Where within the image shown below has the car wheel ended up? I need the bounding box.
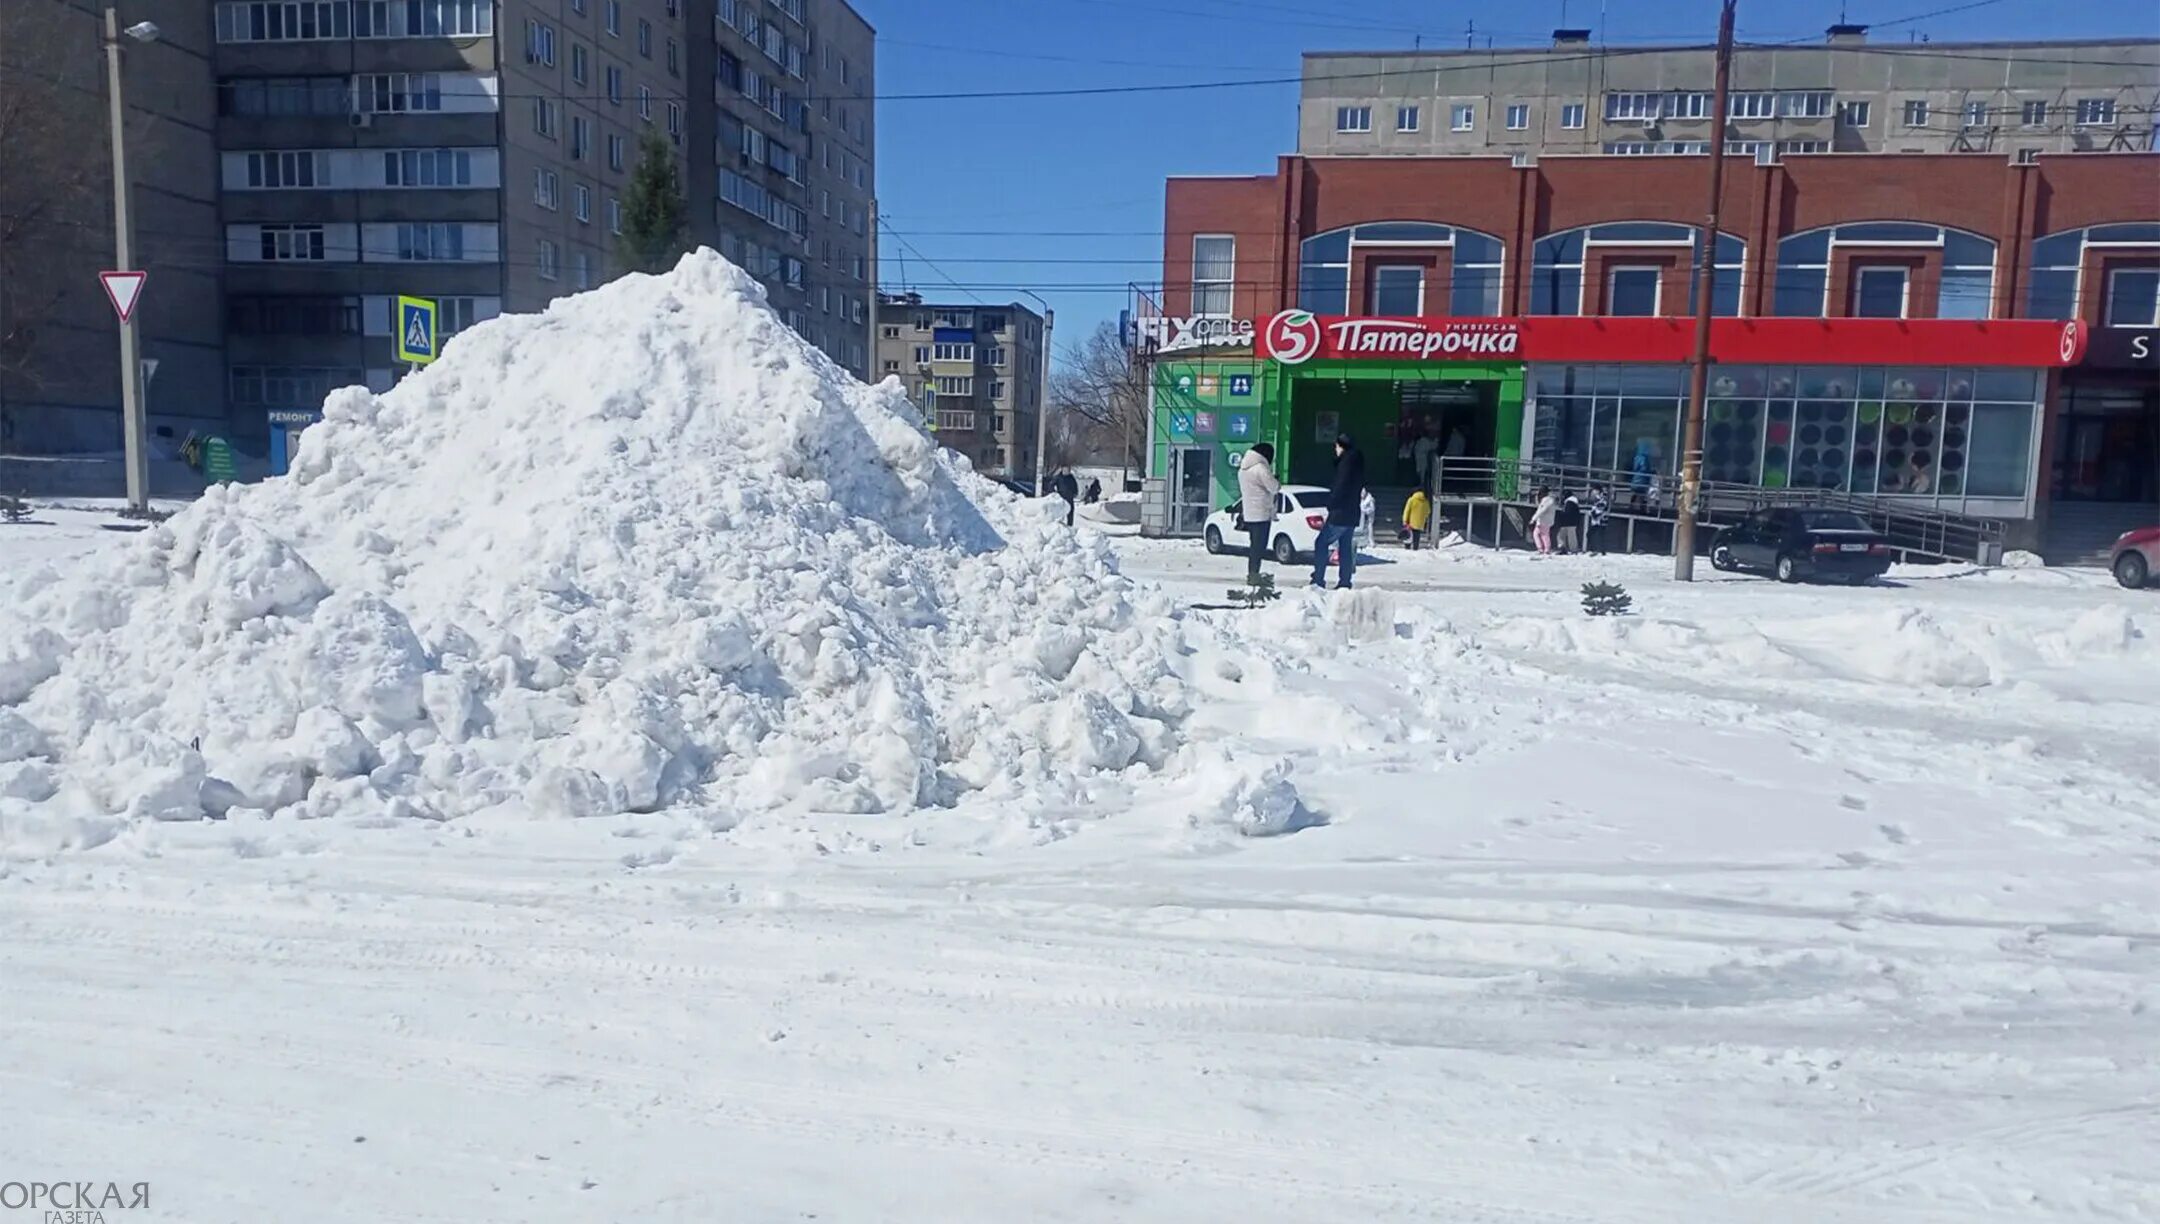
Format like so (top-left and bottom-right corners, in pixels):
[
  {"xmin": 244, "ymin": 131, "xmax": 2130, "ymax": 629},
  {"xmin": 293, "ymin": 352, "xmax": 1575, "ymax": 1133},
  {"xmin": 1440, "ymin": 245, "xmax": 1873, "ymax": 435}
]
[
  {"xmin": 2116, "ymin": 551, "xmax": 2151, "ymax": 590},
  {"xmin": 1204, "ymin": 526, "xmax": 1224, "ymax": 555},
  {"xmin": 1710, "ymin": 545, "xmax": 1737, "ymax": 572},
  {"xmin": 1775, "ymin": 553, "xmax": 1801, "ymax": 584},
  {"xmin": 1274, "ymin": 535, "xmax": 1297, "ymax": 564}
]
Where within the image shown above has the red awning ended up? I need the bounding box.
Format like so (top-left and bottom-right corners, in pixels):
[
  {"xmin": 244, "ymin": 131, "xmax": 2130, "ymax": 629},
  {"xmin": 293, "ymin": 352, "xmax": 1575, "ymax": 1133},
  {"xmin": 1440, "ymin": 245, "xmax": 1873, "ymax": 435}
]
[{"xmin": 1257, "ymin": 312, "xmax": 2088, "ymax": 368}]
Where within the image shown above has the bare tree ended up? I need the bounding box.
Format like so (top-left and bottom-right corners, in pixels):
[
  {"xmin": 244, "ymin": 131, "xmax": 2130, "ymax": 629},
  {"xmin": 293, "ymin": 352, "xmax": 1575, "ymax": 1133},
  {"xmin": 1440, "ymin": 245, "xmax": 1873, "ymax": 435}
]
[{"xmin": 1047, "ymin": 320, "xmax": 1147, "ymax": 477}]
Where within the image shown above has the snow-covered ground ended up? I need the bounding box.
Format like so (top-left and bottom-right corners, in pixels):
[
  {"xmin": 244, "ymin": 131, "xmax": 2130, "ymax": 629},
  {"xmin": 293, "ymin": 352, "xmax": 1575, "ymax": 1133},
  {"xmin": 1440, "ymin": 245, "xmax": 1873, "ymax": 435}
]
[
  {"xmin": 5, "ymin": 515, "xmax": 2155, "ymax": 1221},
  {"xmin": 2, "ymin": 258, "xmax": 2154, "ymax": 1221}
]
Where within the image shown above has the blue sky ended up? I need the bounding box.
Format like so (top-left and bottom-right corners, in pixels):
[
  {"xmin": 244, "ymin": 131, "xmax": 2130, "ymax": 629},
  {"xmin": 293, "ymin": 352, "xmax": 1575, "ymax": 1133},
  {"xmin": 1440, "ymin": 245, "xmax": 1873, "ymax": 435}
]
[{"xmin": 851, "ymin": 0, "xmax": 2156, "ymax": 364}]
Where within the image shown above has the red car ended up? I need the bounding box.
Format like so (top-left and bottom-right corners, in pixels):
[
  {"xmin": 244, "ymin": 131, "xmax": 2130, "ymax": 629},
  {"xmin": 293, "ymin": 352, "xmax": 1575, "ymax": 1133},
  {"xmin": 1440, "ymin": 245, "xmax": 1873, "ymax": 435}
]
[{"xmin": 2111, "ymin": 526, "xmax": 2160, "ymax": 590}]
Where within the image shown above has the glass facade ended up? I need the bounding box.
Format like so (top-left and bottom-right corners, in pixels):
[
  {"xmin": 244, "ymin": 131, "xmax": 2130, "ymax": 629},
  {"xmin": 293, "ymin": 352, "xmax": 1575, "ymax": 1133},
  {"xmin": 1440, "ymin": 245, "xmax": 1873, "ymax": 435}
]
[
  {"xmin": 1298, "ymin": 222, "xmax": 1505, "ymax": 316},
  {"xmin": 1530, "ymin": 223, "xmax": 1745, "ymax": 317},
  {"xmin": 1773, "ymin": 223, "xmax": 1997, "ymax": 318},
  {"xmin": 1531, "ymin": 364, "xmax": 2044, "ymax": 502}
]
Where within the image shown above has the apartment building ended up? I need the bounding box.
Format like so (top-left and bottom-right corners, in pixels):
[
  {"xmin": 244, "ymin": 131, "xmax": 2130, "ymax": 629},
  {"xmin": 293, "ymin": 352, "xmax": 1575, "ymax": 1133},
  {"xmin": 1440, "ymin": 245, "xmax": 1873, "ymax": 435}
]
[
  {"xmin": 694, "ymin": 0, "xmax": 877, "ymax": 377},
  {"xmin": 874, "ymin": 293, "xmax": 1046, "ymax": 480},
  {"xmin": 1301, "ymin": 27, "xmax": 2160, "ymax": 163},
  {"xmin": 0, "ymin": 0, "xmax": 225, "ymax": 456}
]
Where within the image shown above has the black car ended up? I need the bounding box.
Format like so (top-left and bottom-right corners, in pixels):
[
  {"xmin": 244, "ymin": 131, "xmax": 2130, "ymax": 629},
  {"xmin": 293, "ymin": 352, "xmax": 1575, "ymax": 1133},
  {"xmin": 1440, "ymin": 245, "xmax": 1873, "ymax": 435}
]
[{"xmin": 1710, "ymin": 509, "xmax": 1892, "ymax": 584}]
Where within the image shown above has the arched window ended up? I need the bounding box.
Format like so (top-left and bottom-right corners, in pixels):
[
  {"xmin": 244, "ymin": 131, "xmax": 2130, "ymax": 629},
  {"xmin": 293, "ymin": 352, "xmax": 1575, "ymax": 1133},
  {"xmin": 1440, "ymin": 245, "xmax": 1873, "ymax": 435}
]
[
  {"xmin": 1297, "ymin": 222, "xmax": 1504, "ymax": 315},
  {"xmin": 1772, "ymin": 222, "xmax": 1996, "ymax": 319},
  {"xmin": 2027, "ymin": 223, "xmax": 2160, "ymax": 323},
  {"xmin": 1529, "ymin": 222, "xmax": 1745, "ymax": 316}
]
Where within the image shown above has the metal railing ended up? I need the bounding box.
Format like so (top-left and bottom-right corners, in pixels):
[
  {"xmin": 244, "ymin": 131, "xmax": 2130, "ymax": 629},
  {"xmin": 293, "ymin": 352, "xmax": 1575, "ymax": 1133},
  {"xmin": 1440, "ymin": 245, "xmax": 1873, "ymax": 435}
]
[{"xmin": 1431, "ymin": 456, "xmax": 2008, "ymax": 564}]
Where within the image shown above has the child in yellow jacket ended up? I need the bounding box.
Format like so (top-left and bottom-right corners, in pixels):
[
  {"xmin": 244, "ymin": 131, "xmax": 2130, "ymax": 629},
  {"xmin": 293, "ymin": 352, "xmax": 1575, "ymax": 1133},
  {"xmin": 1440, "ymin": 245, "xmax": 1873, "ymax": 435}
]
[{"xmin": 1401, "ymin": 489, "xmax": 1432, "ymax": 550}]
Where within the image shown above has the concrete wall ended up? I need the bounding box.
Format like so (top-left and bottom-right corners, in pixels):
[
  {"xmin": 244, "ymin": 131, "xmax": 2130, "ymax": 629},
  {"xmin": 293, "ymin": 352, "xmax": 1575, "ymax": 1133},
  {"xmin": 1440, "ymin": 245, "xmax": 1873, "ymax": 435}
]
[
  {"xmin": 0, "ymin": 0, "xmax": 225, "ymax": 457},
  {"xmin": 1300, "ymin": 40, "xmax": 2160, "ymax": 161}
]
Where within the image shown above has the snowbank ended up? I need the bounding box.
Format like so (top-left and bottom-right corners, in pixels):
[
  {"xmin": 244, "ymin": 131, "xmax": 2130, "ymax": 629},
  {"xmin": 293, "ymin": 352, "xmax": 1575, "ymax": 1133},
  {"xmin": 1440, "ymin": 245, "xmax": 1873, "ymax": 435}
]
[{"xmin": 0, "ymin": 253, "xmax": 1194, "ymax": 832}]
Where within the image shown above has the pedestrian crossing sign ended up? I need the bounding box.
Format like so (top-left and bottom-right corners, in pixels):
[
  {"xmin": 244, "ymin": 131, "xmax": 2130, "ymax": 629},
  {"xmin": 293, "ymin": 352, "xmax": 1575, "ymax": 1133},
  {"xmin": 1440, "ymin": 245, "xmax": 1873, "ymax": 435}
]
[{"xmin": 395, "ymin": 295, "xmax": 438, "ymax": 365}]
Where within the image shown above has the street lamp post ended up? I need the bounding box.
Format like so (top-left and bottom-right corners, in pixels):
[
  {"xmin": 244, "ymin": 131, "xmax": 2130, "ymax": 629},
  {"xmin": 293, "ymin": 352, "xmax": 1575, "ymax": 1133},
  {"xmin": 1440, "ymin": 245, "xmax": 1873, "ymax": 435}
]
[{"xmin": 103, "ymin": 9, "xmax": 158, "ymax": 515}]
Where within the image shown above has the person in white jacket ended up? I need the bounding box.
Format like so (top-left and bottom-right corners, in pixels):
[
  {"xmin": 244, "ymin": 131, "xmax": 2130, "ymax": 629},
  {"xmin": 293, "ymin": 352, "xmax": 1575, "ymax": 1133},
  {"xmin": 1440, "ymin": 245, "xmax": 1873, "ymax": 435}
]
[
  {"xmin": 1236, "ymin": 443, "xmax": 1281, "ymax": 579},
  {"xmin": 1531, "ymin": 487, "xmax": 1559, "ymax": 555}
]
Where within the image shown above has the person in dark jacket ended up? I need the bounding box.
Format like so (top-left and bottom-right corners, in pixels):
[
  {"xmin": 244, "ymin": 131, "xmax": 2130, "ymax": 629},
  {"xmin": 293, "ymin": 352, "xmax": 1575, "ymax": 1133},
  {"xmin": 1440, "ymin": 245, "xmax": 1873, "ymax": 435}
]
[
  {"xmin": 1556, "ymin": 492, "xmax": 1584, "ymax": 554},
  {"xmin": 1053, "ymin": 469, "xmax": 1079, "ymax": 526},
  {"xmin": 1310, "ymin": 433, "xmax": 1366, "ymax": 590},
  {"xmin": 1084, "ymin": 478, "xmax": 1102, "ymax": 504},
  {"xmin": 1585, "ymin": 484, "xmax": 1612, "ymax": 555}
]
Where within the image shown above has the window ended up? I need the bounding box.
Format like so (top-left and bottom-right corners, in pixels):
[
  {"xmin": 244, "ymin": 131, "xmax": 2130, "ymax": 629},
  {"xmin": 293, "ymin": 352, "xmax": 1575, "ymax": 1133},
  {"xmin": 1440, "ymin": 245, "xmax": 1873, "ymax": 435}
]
[
  {"xmin": 934, "ymin": 376, "xmax": 973, "ymax": 396},
  {"xmin": 637, "ymin": 17, "xmax": 651, "ymax": 57},
  {"xmin": 2076, "ymin": 97, "xmax": 2117, "ymax": 127},
  {"xmin": 1561, "ymin": 102, "xmax": 1585, "ymax": 130},
  {"xmin": 1369, "ymin": 265, "xmax": 1422, "ymax": 315},
  {"xmin": 570, "ymin": 0, "xmax": 583, "ymax": 11},
  {"xmin": 1336, "ymin": 106, "xmax": 1372, "ymax": 133},
  {"xmin": 667, "ymin": 102, "xmax": 682, "ymax": 141},
  {"xmin": 1838, "ymin": 100, "xmax": 1870, "ymax": 128},
  {"xmin": 1775, "ymin": 222, "xmax": 1997, "ymax": 319},
  {"xmin": 570, "ymin": 43, "xmax": 588, "ymax": 85},
  {"xmin": 219, "ymin": 75, "xmax": 351, "ymax": 117},
  {"xmin": 532, "ymin": 97, "xmax": 558, "ymax": 138},
  {"xmin": 932, "ymin": 343, "xmax": 974, "ymax": 362},
  {"xmin": 1607, "ymin": 267, "xmax": 1661, "ymax": 316},
  {"xmin": 1902, "ymin": 99, "xmax": 1929, "ymax": 127},
  {"xmin": 570, "ymin": 116, "xmax": 590, "ymax": 161},
  {"xmin": 574, "ymin": 251, "xmax": 592, "ymax": 291},
  {"xmin": 258, "ymin": 223, "xmax": 328, "ymax": 261},
  {"xmin": 666, "ymin": 38, "xmax": 678, "ymax": 76},
  {"xmin": 382, "ymin": 149, "xmax": 473, "ymax": 187},
  {"xmin": 912, "ymin": 345, "xmax": 930, "ymax": 365},
  {"xmin": 987, "ymin": 381, "xmax": 1006, "ymax": 401},
  {"xmin": 982, "ymin": 345, "xmax": 1007, "ymax": 367},
  {"xmin": 574, "ymin": 183, "xmax": 591, "ymax": 223},
  {"xmin": 603, "ymin": 0, "xmax": 620, "ymax": 36},
  {"xmin": 215, "ymin": 1, "xmax": 493, "ymax": 41},
  {"xmin": 2106, "ymin": 269, "xmax": 2160, "ymax": 328},
  {"xmin": 1451, "ymin": 103, "xmax": 1475, "ymax": 132},
  {"xmin": 241, "ymin": 150, "xmax": 327, "ymax": 189},
  {"xmin": 1852, "ymin": 267, "xmax": 1908, "ymax": 318},
  {"xmin": 1779, "ymin": 90, "xmax": 1833, "ymax": 118},
  {"xmin": 607, "ymin": 197, "xmax": 622, "ymax": 234},
  {"xmin": 1505, "ymin": 103, "xmax": 1529, "ymax": 131},
  {"xmin": 227, "ymin": 295, "xmax": 362, "ymax": 337},
  {"xmin": 352, "ymin": 72, "xmax": 446, "ymax": 113},
  {"xmin": 393, "ymin": 222, "xmax": 468, "ymax": 261},
  {"xmin": 1963, "ymin": 100, "xmax": 1988, "ymax": 128},
  {"xmin": 1729, "ymin": 92, "xmax": 1775, "ymax": 119},
  {"xmin": 534, "ymin": 168, "xmax": 560, "ymax": 210},
  {"xmin": 1396, "ymin": 105, "xmax": 1419, "ymax": 132},
  {"xmin": 607, "ymin": 134, "xmax": 625, "ymax": 171},
  {"xmin": 981, "ymin": 314, "xmax": 1008, "ymax": 334},
  {"xmin": 639, "ymin": 85, "xmax": 653, "ymax": 120},
  {"xmin": 880, "ymin": 325, "xmax": 900, "ymax": 339},
  {"xmin": 537, "ymin": 239, "xmax": 559, "ymax": 281},
  {"xmin": 525, "ymin": 18, "xmax": 555, "ymax": 65},
  {"xmin": 1191, "ymin": 234, "xmax": 1235, "ymax": 316},
  {"xmin": 1605, "ymin": 92, "xmax": 1710, "ymax": 121},
  {"xmin": 2020, "ymin": 100, "xmax": 2048, "ymax": 127},
  {"xmin": 1777, "ymin": 139, "xmax": 1828, "ymax": 155},
  {"xmin": 606, "ymin": 65, "xmax": 624, "ymax": 104}
]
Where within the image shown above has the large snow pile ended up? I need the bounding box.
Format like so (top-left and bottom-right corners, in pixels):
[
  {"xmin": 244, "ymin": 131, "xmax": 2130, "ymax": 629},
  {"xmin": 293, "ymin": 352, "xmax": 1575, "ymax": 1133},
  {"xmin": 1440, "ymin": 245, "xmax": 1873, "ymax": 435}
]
[{"xmin": 0, "ymin": 252, "xmax": 1192, "ymax": 832}]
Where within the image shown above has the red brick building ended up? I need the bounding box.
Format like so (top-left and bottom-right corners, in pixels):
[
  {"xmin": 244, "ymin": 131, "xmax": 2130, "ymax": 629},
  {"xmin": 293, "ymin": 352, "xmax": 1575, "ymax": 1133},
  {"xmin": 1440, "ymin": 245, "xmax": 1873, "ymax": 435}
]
[{"xmin": 1147, "ymin": 152, "xmax": 2159, "ymax": 558}]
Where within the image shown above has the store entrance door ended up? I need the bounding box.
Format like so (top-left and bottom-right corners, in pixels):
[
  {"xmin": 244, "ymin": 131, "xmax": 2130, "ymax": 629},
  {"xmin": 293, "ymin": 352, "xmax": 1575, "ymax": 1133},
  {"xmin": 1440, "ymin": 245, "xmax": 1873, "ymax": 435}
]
[
  {"xmin": 1169, "ymin": 446, "xmax": 1215, "ymax": 536},
  {"xmin": 2053, "ymin": 384, "xmax": 2157, "ymax": 504}
]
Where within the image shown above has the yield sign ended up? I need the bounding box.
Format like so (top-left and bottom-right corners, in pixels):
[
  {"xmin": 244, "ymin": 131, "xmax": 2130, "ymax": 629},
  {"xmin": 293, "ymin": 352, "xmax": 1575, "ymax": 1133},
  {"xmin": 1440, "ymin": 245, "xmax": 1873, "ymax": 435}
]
[{"xmin": 100, "ymin": 271, "xmax": 148, "ymax": 323}]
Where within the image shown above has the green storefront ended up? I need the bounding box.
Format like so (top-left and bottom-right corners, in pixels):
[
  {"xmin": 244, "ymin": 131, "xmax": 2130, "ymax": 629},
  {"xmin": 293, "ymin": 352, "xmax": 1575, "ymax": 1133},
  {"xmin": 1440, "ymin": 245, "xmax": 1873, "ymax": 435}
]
[{"xmin": 1150, "ymin": 356, "xmax": 1524, "ymax": 535}]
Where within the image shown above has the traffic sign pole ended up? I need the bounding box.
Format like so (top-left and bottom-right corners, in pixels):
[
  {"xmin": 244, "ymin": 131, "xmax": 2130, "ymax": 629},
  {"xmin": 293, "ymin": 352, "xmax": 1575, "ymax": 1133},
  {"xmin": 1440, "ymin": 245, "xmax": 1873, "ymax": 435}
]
[{"xmin": 104, "ymin": 7, "xmax": 150, "ymax": 515}]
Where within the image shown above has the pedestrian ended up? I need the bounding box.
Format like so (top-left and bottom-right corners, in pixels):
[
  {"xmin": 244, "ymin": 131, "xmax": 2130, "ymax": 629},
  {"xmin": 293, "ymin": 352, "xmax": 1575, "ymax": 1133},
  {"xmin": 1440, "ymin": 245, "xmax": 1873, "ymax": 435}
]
[
  {"xmin": 1310, "ymin": 432, "xmax": 1366, "ymax": 590},
  {"xmin": 1585, "ymin": 484, "xmax": 1611, "ymax": 555},
  {"xmin": 1531, "ymin": 486, "xmax": 1559, "ymax": 555},
  {"xmin": 1647, "ymin": 474, "xmax": 1665, "ymax": 516},
  {"xmin": 1412, "ymin": 426, "xmax": 1440, "ymax": 489},
  {"xmin": 1401, "ymin": 487, "xmax": 1432, "ymax": 551},
  {"xmin": 1629, "ymin": 443, "xmax": 1655, "ymax": 514},
  {"xmin": 1084, "ymin": 478, "xmax": 1102, "ymax": 504},
  {"xmin": 1053, "ymin": 468, "xmax": 1079, "ymax": 526},
  {"xmin": 1557, "ymin": 491, "xmax": 1583, "ymax": 554},
  {"xmin": 1236, "ymin": 443, "xmax": 1281, "ymax": 582}
]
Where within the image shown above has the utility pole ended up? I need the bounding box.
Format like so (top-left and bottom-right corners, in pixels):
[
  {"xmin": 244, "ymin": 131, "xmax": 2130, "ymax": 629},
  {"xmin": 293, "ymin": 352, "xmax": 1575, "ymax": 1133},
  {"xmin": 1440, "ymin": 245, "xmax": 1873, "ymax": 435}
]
[
  {"xmin": 1022, "ymin": 291, "xmax": 1052, "ymax": 495},
  {"xmin": 1673, "ymin": 0, "xmax": 1735, "ymax": 581},
  {"xmin": 104, "ymin": 6, "xmax": 155, "ymax": 515}
]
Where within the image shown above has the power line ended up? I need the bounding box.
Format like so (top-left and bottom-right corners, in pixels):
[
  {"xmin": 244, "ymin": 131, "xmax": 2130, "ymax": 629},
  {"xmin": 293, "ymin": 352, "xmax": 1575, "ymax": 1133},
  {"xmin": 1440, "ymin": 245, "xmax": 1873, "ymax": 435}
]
[{"xmin": 877, "ymin": 216, "xmax": 984, "ymax": 305}]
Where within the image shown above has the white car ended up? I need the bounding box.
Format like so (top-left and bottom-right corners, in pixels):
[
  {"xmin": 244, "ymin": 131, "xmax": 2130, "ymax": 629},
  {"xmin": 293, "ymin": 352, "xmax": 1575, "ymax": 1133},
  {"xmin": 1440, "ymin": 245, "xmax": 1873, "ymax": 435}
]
[{"xmin": 1203, "ymin": 485, "xmax": 1372, "ymax": 563}]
